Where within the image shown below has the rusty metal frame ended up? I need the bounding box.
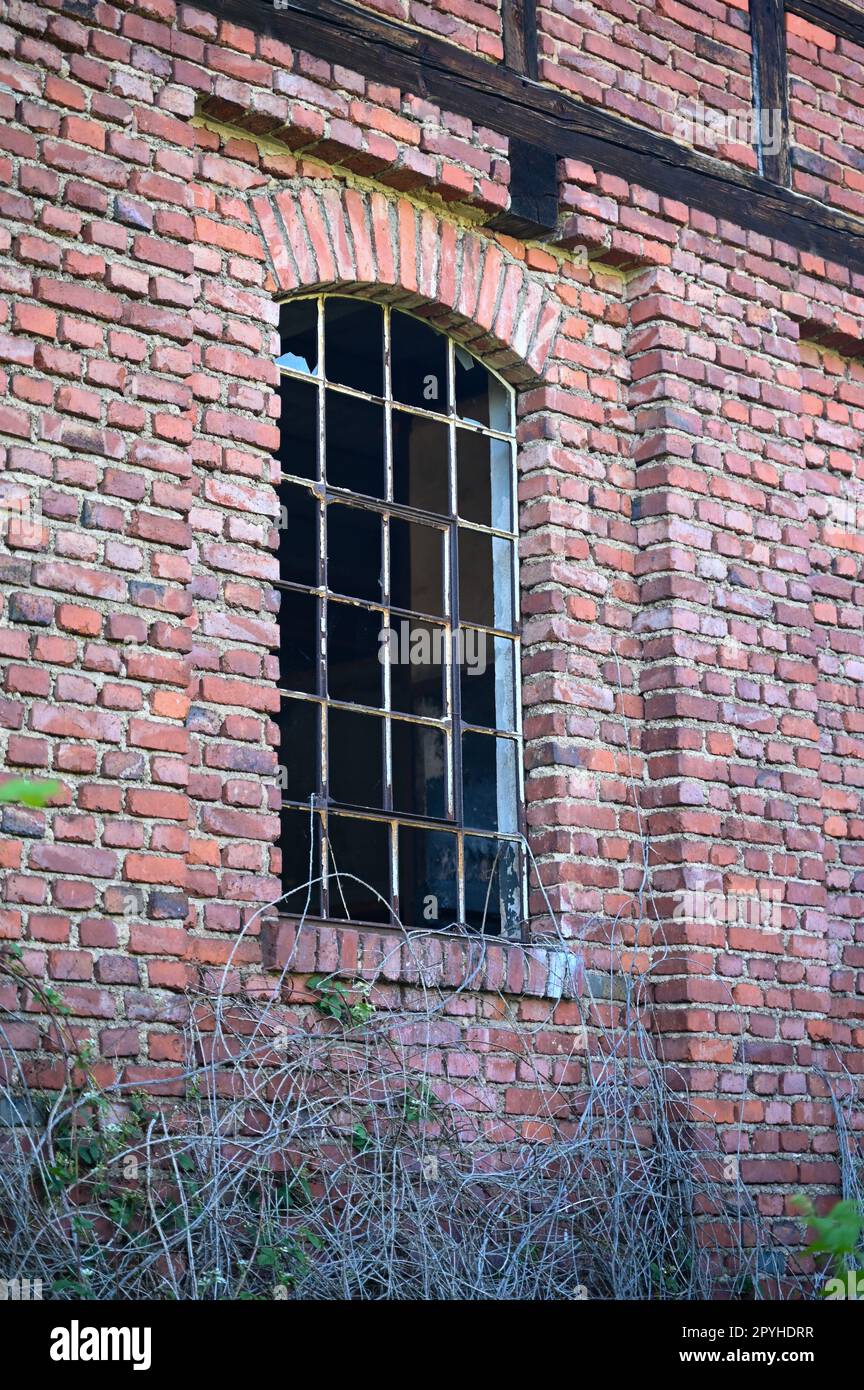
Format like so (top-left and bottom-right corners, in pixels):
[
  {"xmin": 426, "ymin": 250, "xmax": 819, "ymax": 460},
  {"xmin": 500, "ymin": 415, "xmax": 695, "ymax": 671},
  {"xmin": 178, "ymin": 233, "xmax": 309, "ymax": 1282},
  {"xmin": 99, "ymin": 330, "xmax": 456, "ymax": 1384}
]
[{"xmin": 275, "ymin": 294, "xmax": 527, "ymax": 936}]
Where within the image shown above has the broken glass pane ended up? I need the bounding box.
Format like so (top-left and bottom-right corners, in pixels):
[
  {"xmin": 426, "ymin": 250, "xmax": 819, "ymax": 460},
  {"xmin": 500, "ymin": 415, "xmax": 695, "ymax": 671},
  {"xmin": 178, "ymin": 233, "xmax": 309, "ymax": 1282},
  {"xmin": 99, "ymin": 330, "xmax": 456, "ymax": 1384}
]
[
  {"xmin": 392, "ymin": 409, "xmax": 450, "ymax": 517},
  {"xmin": 463, "ymin": 835, "xmax": 521, "ymax": 935},
  {"xmin": 327, "ymin": 599, "xmax": 383, "ymax": 708},
  {"xmin": 327, "ymin": 504, "xmax": 382, "ymax": 603},
  {"xmin": 326, "ymin": 391, "xmax": 385, "ymax": 498},
  {"xmin": 329, "ymin": 708, "xmax": 384, "ymax": 809},
  {"xmin": 279, "ymin": 697, "xmax": 319, "ymax": 803},
  {"xmin": 276, "ymin": 376, "xmax": 318, "ymax": 481},
  {"xmin": 325, "ymin": 298, "xmax": 383, "ymax": 396},
  {"xmin": 391, "ymin": 719, "xmax": 446, "ymax": 819},
  {"xmin": 454, "ymin": 348, "xmax": 511, "ymax": 431},
  {"xmin": 389, "ymin": 515, "xmax": 444, "ymax": 618},
  {"xmin": 278, "ymin": 480, "xmax": 318, "ymax": 589},
  {"xmin": 459, "ymin": 633, "xmax": 516, "ymax": 731},
  {"xmin": 278, "ymin": 298, "xmax": 318, "ymax": 376},
  {"xmin": 462, "ymin": 732, "xmax": 518, "ymax": 833},
  {"xmin": 457, "ymin": 429, "xmax": 513, "ymax": 530},
  {"xmin": 458, "ymin": 530, "xmax": 514, "ymax": 629},
  {"xmin": 278, "ymin": 590, "xmax": 319, "ymax": 695},
  {"xmin": 328, "ymin": 813, "xmax": 391, "ymax": 923},
  {"xmin": 280, "ymin": 806, "xmax": 321, "ymax": 917},
  {"xmin": 388, "ymin": 617, "xmax": 446, "ymax": 721},
  {"xmin": 398, "ymin": 824, "xmax": 458, "ymax": 929},
  {"xmin": 391, "ymin": 310, "xmax": 448, "ymax": 412}
]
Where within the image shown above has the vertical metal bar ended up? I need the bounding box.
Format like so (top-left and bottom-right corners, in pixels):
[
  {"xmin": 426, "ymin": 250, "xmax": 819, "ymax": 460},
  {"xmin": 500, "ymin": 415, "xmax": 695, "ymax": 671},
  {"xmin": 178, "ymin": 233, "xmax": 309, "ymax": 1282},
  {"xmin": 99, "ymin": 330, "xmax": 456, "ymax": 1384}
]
[
  {"xmin": 509, "ymin": 428, "xmax": 528, "ymax": 937},
  {"xmin": 448, "ymin": 338, "xmax": 466, "ymax": 924},
  {"xmin": 383, "ymin": 303, "xmax": 393, "ymax": 504},
  {"xmin": 317, "ymin": 296, "xmax": 330, "ymax": 919},
  {"xmin": 382, "ymin": 306, "xmax": 396, "ymax": 920},
  {"xmin": 389, "ymin": 819, "xmax": 399, "ymax": 928},
  {"xmin": 383, "ymin": 519, "xmax": 393, "ymax": 818},
  {"xmin": 442, "ymin": 514, "xmax": 454, "ymax": 822},
  {"xmin": 382, "ymin": 307, "xmax": 393, "ymax": 826}
]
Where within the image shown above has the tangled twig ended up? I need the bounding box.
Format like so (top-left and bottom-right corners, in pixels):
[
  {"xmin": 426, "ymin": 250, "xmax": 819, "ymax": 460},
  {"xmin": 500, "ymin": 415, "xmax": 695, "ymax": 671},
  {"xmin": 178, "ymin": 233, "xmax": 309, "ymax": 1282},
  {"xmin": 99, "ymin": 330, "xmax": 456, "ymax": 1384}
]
[{"xmin": 0, "ymin": 847, "xmax": 827, "ymax": 1300}]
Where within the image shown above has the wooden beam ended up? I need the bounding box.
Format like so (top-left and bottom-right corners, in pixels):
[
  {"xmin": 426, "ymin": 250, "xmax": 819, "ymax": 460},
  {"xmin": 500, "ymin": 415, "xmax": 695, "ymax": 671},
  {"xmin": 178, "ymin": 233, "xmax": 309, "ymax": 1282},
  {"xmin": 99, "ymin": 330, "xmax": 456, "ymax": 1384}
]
[
  {"xmin": 501, "ymin": 0, "xmax": 538, "ymax": 80},
  {"xmin": 787, "ymin": 0, "xmax": 864, "ymax": 46},
  {"xmin": 488, "ymin": 138, "xmax": 557, "ymax": 237},
  {"xmin": 750, "ymin": 0, "xmax": 791, "ymax": 185},
  {"xmin": 188, "ymin": 0, "xmax": 864, "ymax": 273}
]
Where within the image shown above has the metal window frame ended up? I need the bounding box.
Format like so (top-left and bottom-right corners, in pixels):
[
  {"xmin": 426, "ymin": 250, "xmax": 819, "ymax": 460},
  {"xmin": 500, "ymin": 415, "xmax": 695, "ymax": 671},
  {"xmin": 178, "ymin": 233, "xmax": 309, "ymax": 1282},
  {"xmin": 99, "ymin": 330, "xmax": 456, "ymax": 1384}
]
[{"xmin": 275, "ymin": 294, "xmax": 528, "ymax": 937}]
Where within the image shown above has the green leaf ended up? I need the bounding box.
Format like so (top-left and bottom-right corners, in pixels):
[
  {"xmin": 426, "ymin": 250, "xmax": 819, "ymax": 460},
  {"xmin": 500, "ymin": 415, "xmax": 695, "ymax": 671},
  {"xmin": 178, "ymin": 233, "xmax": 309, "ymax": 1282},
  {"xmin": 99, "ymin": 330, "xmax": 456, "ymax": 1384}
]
[
  {"xmin": 52, "ymin": 1278, "xmax": 92, "ymax": 1297},
  {"xmin": 0, "ymin": 778, "xmax": 61, "ymax": 807},
  {"xmin": 806, "ymin": 1201, "xmax": 862, "ymax": 1258},
  {"xmin": 351, "ymin": 1121, "xmax": 371, "ymax": 1154},
  {"xmin": 795, "ymin": 1195, "xmax": 863, "ymax": 1275}
]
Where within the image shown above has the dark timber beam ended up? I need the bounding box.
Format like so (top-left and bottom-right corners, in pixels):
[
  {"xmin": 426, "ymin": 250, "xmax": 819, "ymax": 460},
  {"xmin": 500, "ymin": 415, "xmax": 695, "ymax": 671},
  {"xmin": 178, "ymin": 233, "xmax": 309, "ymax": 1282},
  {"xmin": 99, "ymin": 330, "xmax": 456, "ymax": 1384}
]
[
  {"xmin": 750, "ymin": 0, "xmax": 791, "ymax": 184},
  {"xmin": 787, "ymin": 0, "xmax": 864, "ymax": 46},
  {"xmin": 497, "ymin": 2, "xmax": 550, "ymax": 235},
  {"xmin": 489, "ymin": 139, "xmax": 558, "ymax": 238},
  {"xmin": 501, "ymin": 0, "xmax": 538, "ymax": 80},
  {"xmin": 189, "ymin": 0, "xmax": 864, "ymax": 274}
]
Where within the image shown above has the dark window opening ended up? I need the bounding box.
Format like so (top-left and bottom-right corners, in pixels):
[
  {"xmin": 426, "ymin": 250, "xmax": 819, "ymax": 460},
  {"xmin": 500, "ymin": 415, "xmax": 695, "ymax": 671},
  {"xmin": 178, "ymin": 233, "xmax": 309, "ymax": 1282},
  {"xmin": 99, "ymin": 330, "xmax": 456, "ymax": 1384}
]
[{"xmin": 275, "ymin": 296, "xmax": 524, "ymax": 936}]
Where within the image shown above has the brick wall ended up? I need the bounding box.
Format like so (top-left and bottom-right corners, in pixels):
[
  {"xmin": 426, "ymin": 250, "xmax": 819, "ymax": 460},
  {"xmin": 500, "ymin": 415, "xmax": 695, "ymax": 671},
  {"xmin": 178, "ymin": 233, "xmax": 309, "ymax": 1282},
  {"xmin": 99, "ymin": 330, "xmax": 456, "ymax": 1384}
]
[
  {"xmin": 538, "ymin": 0, "xmax": 754, "ymax": 168},
  {"xmin": 351, "ymin": 0, "xmax": 504, "ymax": 58},
  {"xmin": 0, "ymin": 0, "xmax": 863, "ymax": 1268},
  {"xmin": 788, "ymin": 12, "xmax": 864, "ymax": 219}
]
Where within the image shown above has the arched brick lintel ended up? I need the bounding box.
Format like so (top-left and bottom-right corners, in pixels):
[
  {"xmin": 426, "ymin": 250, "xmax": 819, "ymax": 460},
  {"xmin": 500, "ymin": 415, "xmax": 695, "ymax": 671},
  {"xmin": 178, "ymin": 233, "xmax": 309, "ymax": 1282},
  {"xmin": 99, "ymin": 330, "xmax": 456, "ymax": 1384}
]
[{"xmin": 250, "ymin": 182, "xmax": 562, "ymax": 386}]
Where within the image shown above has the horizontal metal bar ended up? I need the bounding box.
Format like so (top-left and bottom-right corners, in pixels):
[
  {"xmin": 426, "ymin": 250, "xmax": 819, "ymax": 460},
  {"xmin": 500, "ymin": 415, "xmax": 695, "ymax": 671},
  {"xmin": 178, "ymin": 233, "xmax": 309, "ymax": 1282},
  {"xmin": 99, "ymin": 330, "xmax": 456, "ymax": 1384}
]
[
  {"xmin": 273, "ymin": 582, "xmax": 521, "ymax": 638},
  {"xmin": 279, "ymin": 691, "xmax": 522, "ymax": 735},
  {"xmin": 459, "ymin": 722, "xmax": 520, "ymax": 739},
  {"xmin": 277, "ymin": 366, "xmax": 517, "ymax": 444},
  {"xmin": 281, "ymin": 798, "xmax": 525, "ymax": 840},
  {"xmin": 279, "ymin": 689, "xmax": 451, "ymax": 730},
  {"xmin": 276, "ymin": 475, "xmax": 519, "ymax": 539}
]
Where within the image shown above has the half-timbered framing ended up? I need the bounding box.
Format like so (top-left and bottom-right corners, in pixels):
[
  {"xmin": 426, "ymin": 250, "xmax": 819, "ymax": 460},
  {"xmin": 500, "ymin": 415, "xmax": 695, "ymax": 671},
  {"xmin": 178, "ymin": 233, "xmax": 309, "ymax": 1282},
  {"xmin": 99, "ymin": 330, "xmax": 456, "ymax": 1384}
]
[{"xmin": 192, "ymin": 0, "xmax": 864, "ymax": 270}]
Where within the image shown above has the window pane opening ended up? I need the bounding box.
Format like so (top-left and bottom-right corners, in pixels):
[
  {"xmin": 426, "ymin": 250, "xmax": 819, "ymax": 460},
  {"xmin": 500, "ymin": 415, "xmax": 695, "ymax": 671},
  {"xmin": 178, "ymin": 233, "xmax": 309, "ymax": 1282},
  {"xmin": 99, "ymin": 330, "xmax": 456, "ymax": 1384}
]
[{"xmin": 276, "ymin": 296, "xmax": 524, "ymax": 937}]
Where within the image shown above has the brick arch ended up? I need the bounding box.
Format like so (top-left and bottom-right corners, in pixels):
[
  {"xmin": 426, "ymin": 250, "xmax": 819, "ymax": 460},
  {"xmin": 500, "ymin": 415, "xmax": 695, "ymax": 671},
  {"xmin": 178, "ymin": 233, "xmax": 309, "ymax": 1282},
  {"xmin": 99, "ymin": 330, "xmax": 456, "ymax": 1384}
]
[{"xmin": 250, "ymin": 182, "xmax": 562, "ymax": 385}]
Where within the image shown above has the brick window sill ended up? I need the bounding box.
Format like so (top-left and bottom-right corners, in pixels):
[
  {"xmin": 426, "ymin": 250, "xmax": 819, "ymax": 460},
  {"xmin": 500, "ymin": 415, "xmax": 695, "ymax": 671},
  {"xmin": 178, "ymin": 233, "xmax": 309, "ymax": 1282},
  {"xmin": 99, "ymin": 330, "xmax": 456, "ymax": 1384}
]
[{"xmin": 260, "ymin": 916, "xmax": 585, "ymax": 1001}]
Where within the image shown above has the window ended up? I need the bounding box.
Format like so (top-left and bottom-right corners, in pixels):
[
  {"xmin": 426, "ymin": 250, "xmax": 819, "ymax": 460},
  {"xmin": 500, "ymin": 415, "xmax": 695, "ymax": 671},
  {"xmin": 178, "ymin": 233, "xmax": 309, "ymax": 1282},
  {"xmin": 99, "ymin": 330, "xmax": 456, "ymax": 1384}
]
[{"xmin": 275, "ymin": 295, "xmax": 525, "ymax": 936}]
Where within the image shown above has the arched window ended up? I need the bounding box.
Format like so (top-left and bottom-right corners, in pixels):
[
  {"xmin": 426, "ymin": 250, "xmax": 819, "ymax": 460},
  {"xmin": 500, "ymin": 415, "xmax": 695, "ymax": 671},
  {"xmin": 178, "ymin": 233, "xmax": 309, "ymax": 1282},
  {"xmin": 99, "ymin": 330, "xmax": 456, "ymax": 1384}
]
[{"xmin": 275, "ymin": 295, "xmax": 524, "ymax": 936}]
